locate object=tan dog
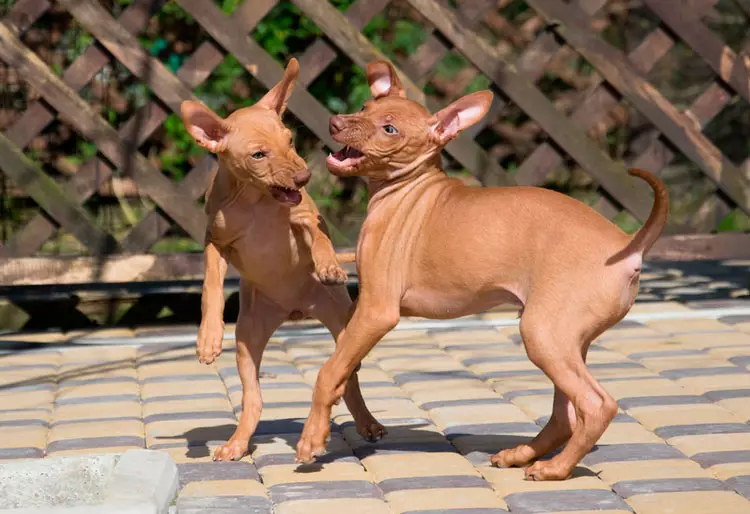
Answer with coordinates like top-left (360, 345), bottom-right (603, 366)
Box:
top-left (295, 61), bottom-right (668, 480)
top-left (181, 58), bottom-right (384, 462)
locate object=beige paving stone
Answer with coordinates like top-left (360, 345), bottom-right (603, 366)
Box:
top-left (377, 357), bottom-right (460, 372)
top-left (137, 361), bottom-right (218, 379)
top-left (0, 391), bottom-right (53, 411)
top-left (51, 445), bottom-right (143, 457)
top-left (430, 329), bottom-right (507, 343)
top-left (468, 361), bottom-right (539, 376)
top-left (77, 328), bottom-right (135, 339)
top-left (625, 491), bottom-right (750, 514)
top-left (60, 346), bottom-right (136, 363)
top-left (628, 404), bottom-right (745, 430)
top-left (161, 447), bottom-right (216, 463)
top-left (141, 380), bottom-right (226, 398)
top-left (597, 338), bottom-right (683, 353)
top-left (0, 352), bottom-right (60, 366)
top-left (260, 388), bottom-right (315, 403)
top-left (636, 355), bottom-right (732, 372)
top-left (715, 398), bottom-right (750, 421)
top-left (430, 404), bottom-right (532, 428)
top-left (259, 462), bottom-right (371, 487)
top-left (0, 331), bottom-right (81, 343)
top-left (56, 382), bottom-right (139, 400)
top-left (669, 433), bottom-right (750, 456)
top-left (510, 394), bottom-right (553, 420)
top-left (409, 387), bottom-right (498, 406)
top-left (258, 407), bottom-right (313, 420)
top-left (142, 398), bottom-right (232, 417)
top-left (53, 401), bottom-right (141, 422)
top-left (628, 301), bottom-right (691, 314)
top-left (0, 426), bottom-right (46, 448)
top-left (381, 330), bottom-right (430, 341)
top-left (646, 318), bottom-right (729, 334)
top-left (49, 419), bottom-right (143, 442)
top-left (709, 462), bottom-right (750, 481)
top-left (676, 331), bottom-right (750, 347)
top-left (0, 408), bottom-right (50, 422)
top-left (602, 378), bottom-right (689, 399)
top-left (675, 374), bottom-right (750, 394)
top-left (491, 377), bottom-right (552, 395)
top-left (399, 378), bottom-right (486, 393)
top-left (180, 479), bottom-right (267, 497)
top-left (597, 423), bottom-right (666, 445)
top-left (385, 487), bottom-right (506, 512)
top-left (146, 418), bottom-right (235, 447)
top-left (58, 368), bottom-right (138, 381)
top-left (275, 498), bottom-right (392, 514)
top-left (362, 452), bottom-right (481, 481)
top-left (481, 466), bottom-right (608, 496)
top-left (592, 459), bottom-right (708, 483)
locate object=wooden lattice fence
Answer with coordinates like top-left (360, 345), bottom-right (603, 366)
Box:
top-left (1, 0), bottom-right (749, 291)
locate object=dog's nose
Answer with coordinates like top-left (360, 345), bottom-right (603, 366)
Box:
top-left (293, 169), bottom-right (311, 188)
top-left (330, 115), bottom-right (346, 135)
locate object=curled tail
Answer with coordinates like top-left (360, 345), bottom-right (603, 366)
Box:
top-left (607, 168), bottom-right (669, 264)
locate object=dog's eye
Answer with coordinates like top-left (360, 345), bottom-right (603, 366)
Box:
top-left (383, 124), bottom-right (398, 135)
top-left (251, 151), bottom-right (265, 159)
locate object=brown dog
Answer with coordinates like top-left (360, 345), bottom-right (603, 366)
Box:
top-left (295, 60), bottom-right (668, 480)
top-left (181, 58), bottom-right (384, 461)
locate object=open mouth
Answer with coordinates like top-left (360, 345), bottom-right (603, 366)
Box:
top-left (326, 146), bottom-right (365, 173)
top-left (269, 185), bottom-right (302, 206)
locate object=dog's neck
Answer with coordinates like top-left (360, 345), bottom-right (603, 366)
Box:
top-left (219, 162), bottom-right (270, 207)
top-left (367, 150), bottom-right (447, 208)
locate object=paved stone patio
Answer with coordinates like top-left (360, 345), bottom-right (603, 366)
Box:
top-left (2, 297), bottom-right (750, 513)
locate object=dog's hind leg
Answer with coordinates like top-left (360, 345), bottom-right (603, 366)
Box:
top-left (213, 281), bottom-right (287, 461)
top-left (511, 306), bottom-right (618, 480)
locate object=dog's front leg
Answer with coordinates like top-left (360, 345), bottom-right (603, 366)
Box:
top-left (295, 215), bottom-right (347, 286)
top-left (197, 241), bottom-right (227, 364)
top-left (296, 300), bottom-right (399, 463)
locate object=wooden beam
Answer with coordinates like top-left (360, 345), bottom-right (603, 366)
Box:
top-left (0, 133), bottom-right (121, 255)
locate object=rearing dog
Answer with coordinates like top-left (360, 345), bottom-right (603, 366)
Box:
top-left (295, 60), bottom-right (668, 480)
top-left (181, 58), bottom-right (384, 461)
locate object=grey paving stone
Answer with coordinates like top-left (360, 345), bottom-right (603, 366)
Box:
top-left (260, 401), bottom-right (312, 409)
top-left (46, 436), bottom-right (145, 453)
top-left (253, 452), bottom-right (357, 469)
top-left (393, 370), bottom-right (478, 385)
top-left (177, 461), bottom-right (260, 489)
top-left (378, 475), bottom-right (491, 494)
top-left (0, 447), bottom-right (43, 459)
top-left (358, 381), bottom-right (401, 388)
top-left (0, 419), bottom-right (49, 428)
top-left (729, 356), bottom-right (750, 368)
top-left (253, 419), bottom-right (309, 435)
top-left (691, 450), bottom-right (750, 468)
top-left (462, 355), bottom-right (529, 366)
top-left (140, 374), bottom-right (220, 384)
top-left (503, 388), bottom-right (553, 399)
top-left (259, 382), bottom-right (312, 390)
top-left (612, 319), bottom-right (645, 328)
top-left (177, 495), bottom-right (273, 514)
top-left (0, 383), bottom-right (56, 392)
top-left (144, 411), bottom-right (236, 424)
top-left (612, 477), bottom-right (727, 498)
top-left (725, 475), bottom-right (750, 499)
top-left (401, 507), bottom-right (508, 514)
top-left (0, 364), bottom-right (57, 372)
top-left (481, 369), bottom-right (545, 379)
top-left (59, 376), bottom-right (138, 386)
top-left (705, 389), bottom-right (750, 401)
top-left (269, 480), bottom-right (383, 502)
top-left (600, 375), bottom-right (671, 383)
top-left (628, 349), bottom-right (707, 361)
top-left (51, 416), bottom-right (141, 427)
top-left (443, 423), bottom-right (540, 439)
top-left (588, 362), bottom-right (645, 370)
top-left (354, 441), bottom-right (457, 458)
top-left (661, 367), bottom-right (749, 379)
top-left (378, 353), bottom-right (451, 362)
top-left (505, 489), bottom-right (632, 513)
top-left (54, 394), bottom-right (140, 405)
top-left (142, 392), bottom-right (228, 404)
top-left (655, 423), bottom-right (750, 439)
top-left (581, 443), bottom-right (685, 466)
top-left (537, 413), bottom-right (635, 426)
top-left (463, 450), bottom-right (494, 466)
top-left (420, 397), bottom-right (509, 410)
top-left (719, 315), bottom-right (750, 325)
top-left (617, 395), bottom-right (711, 409)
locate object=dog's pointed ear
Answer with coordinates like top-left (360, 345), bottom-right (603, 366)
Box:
top-left (181, 101), bottom-right (231, 153)
top-left (367, 60), bottom-right (407, 99)
top-left (430, 91), bottom-right (493, 145)
top-left (258, 57), bottom-right (299, 116)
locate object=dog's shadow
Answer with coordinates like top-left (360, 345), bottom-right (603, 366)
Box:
top-left (157, 420), bottom-right (597, 478)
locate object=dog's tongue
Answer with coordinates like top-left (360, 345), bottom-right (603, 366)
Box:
top-left (271, 187), bottom-right (302, 206)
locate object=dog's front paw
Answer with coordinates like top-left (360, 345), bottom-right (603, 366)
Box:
top-left (197, 321), bottom-right (224, 364)
top-left (213, 438), bottom-right (248, 461)
top-left (316, 262), bottom-right (347, 285)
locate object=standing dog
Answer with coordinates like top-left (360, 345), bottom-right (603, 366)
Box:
top-left (181, 58), bottom-right (384, 461)
top-left (295, 60), bottom-right (668, 480)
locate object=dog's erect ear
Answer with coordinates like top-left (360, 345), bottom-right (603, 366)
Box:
top-left (181, 101), bottom-right (230, 153)
top-left (258, 57), bottom-right (299, 116)
top-left (367, 60), bottom-right (407, 99)
top-left (430, 91), bottom-right (493, 145)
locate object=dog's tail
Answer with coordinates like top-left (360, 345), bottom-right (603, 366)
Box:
top-left (607, 168), bottom-right (668, 264)
top-left (336, 252), bottom-right (356, 264)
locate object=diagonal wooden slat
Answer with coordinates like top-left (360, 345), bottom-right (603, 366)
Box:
top-left (0, 22), bottom-right (206, 242)
top-left (526, 0), bottom-right (750, 216)
top-left (0, 133), bottom-right (120, 254)
top-left (406, 0), bottom-right (654, 220)
top-left (2, 0), bottom-right (50, 32)
top-left (290, 0), bottom-right (515, 187)
top-left (642, 0), bottom-right (750, 104)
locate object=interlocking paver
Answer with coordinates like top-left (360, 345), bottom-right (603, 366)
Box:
top-left (1, 300), bottom-right (750, 512)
